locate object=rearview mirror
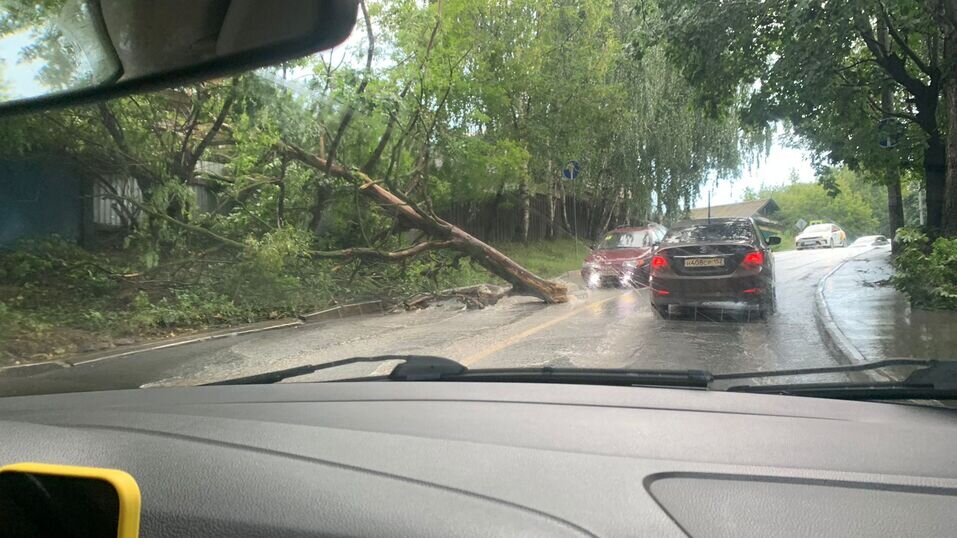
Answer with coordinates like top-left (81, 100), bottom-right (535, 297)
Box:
top-left (0, 0), bottom-right (358, 115)
top-left (767, 236), bottom-right (782, 246)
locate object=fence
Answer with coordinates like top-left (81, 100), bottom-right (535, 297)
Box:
top-left (441, 193), bottom-right (606, 243)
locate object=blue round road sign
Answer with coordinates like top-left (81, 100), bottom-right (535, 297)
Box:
top-left (562, 160), bottom-right (581, 180)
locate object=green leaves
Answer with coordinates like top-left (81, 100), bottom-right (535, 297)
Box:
top-left (892, 228), bottom-right (957, 310)
top-left (754, 167), bottom-right (884, 239)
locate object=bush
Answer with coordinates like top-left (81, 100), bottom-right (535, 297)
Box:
top-left (891, 227), bottom-right (957, 310)
top-left (0, 237), bottom-right (117, 287)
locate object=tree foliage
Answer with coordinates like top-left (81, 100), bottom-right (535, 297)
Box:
top-left (0, 0), bottom-right (772, 350)
top-left (747, 167), bottom-right (885, 239)
top-left (642, 0), bottom-right (957, 234)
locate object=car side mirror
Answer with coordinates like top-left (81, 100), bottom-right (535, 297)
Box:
top-left (0, 0), bottom-right (359, 115)
top-left (767, 236), bottom-right (782, 246)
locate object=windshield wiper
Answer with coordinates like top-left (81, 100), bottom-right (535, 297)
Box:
top-left (723, 360), bottom-right (957, 401)
top-left (205, 354), bottom-right (713, 388)
top-left (204, 355), bottom-right (465, 385)
top-left (206, 355), bottom-right (956, 402)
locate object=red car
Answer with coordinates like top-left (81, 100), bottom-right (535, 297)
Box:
top-left (649, 218), bottom-right (779, 318)
top-left (581, 224), bottom-right (667, 288)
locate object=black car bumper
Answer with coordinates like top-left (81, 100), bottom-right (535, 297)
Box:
top-left (649, 273), bottom-right (769, 306)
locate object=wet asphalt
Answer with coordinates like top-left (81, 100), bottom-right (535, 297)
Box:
top-left (0, 247), bottom-right (869, 397)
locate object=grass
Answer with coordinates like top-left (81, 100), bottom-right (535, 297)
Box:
top-left (497, 238), bottom-right (584, 278)
top-left (0, 238), bottom-right (585, 364)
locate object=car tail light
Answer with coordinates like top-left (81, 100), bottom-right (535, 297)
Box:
top-left (742, 251), bottom-right (764, 267)
top-left (651, 255), bottom-right (668, 271)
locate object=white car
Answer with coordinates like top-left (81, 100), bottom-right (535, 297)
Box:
top-left (795, 223), bottom-right (847, 249)
top-left (851, 235), bottom-right (891, 247)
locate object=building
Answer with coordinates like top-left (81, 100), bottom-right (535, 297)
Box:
top-left (0, 158), bottom-right (92, 248)
top-left (1, 158), bottom-right (220, 248)
top-left (688, 198), bottom-right (781, 231)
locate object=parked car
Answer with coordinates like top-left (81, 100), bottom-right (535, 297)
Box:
top-left (795, 223), bottom-right (846, 249)
top-left (851, 235), bottom-right (890, 247)
top-left (649, 218), bottom-right (779, 318)
top-left (581, 224), bottom-right (667, 288)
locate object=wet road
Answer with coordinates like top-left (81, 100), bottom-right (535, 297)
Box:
top-left (0, 247), bottom-right (865, 396)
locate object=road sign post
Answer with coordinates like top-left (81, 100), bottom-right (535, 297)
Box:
top-left (563, 161), bottom-right (582, 259)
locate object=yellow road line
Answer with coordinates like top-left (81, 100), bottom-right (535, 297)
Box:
top-left (460, 294), bottom-right (621, 367)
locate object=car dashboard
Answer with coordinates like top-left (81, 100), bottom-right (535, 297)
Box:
top-left (1, 382), bottom-right (956, 537)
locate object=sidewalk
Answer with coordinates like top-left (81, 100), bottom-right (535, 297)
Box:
top-left (819, 247), bottom-right (957, 363)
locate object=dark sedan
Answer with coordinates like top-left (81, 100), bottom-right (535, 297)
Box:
top-left (649, 218), bottom-right (779, 318)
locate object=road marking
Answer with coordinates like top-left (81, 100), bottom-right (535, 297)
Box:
top-left (460, 294), bottom-right (621, 367)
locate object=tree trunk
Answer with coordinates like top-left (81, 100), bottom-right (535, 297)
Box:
top-left (547, 180), bottom-right (557, 240)
top-left (519, 177), bottom-right (530, 244)
top-left (546, 160), bottom-right (556, 240)
top-left (309, 181), bottom-right (332, 236)
top-left (486, 183), bottom-right (506, 240)
top-left (600, 195), bottom-right (619, 237)
top-left (285, 145), bottom-right (568, 303)
top-left (924, 135), bottom-right (947, 231)
top-left (358, 181), bottom-right (566, 303)
top-left (559, 180), bottom-right (572, 233)
top-left (887, 171), bottom-right (904, 240)
top-left (942, 0), bottom-right (957, 236)
top-left (944, 78), bottom-right (957, 235)
top-left (878, 67), bottom-right (905, 246)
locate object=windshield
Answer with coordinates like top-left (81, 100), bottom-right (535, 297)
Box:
top-left (598, 231), bottom-right (650, 249)
top-left (1, 0), bottom-right (956, 404)
top-left (662, 222), bottom-right (755, 244)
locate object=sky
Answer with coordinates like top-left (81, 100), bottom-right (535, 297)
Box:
top-left (0, 31), bottom-right (48, 98)
top-left (695, 136), bottom-right (817, 208)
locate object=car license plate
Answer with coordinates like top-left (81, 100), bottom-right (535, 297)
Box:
top-left (684, 257), bottom-right (725, 268)
top-left (600, 268), bottom-right (618, 276)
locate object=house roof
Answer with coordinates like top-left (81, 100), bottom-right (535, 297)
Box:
top-left (688, 198), bottom-right (779, 220)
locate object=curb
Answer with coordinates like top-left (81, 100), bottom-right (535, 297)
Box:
top-left (0, 318), bottom-right (305, 377)
top-left (0, 298), bottom-right (394, 378)
top-left (0, 360), bottom-right (71, 377)
top-left (299, 300), bottom-right (385, 323)
top-left (813, 248), bottom-right (894, 381)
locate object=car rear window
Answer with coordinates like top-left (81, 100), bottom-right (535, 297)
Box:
top-left (598, 231), bottom-right (650, 249)
top-left (662, 221), bottom-right (755, 244)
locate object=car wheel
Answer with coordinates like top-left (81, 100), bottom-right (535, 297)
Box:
top-left (652, 303), bottom-right (669, 318)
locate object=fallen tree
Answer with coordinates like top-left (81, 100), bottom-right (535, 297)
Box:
top-left (283, 143), bottom-right (569, 304)
top-left (94, 147), bottom-right (568, 303)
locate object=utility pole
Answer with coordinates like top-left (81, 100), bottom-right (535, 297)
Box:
top-left (878, 20), bottom-right (904, 250)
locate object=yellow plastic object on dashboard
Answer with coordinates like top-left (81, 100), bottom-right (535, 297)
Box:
top-left (0, 462), bottom-right (141, 538)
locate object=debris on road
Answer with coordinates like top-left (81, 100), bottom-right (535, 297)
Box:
top-left (396, 284), bottom-right (510, 311)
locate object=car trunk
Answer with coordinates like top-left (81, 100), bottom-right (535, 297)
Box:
top-left (659, 243), bottom-right (754, 276)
